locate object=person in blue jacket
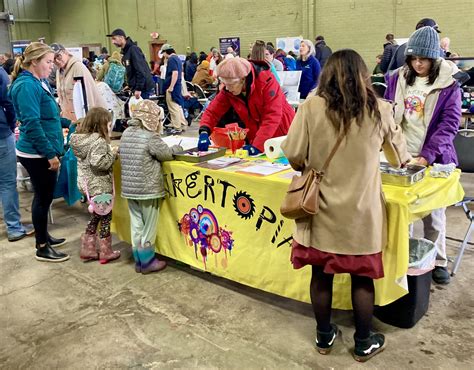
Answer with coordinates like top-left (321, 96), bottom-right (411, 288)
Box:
top-left (9, 42), bottom-right (70, 262)
top-left (296, 39), bottom-right (321, 99)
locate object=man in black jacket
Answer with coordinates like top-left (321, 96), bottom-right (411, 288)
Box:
top-left (107, 29), bottom-right (155, 99)
top-left (314, 36), bottom-right (332, 68)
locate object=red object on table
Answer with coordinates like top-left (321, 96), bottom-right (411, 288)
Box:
top-left (210, 123), bottom-right (248, 151)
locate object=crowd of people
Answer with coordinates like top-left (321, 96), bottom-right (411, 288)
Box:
top-left (0, 16), bottom-right (468, 362)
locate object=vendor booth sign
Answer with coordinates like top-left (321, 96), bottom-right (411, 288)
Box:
top-left (276, 37), bottom-right (302, 54)
top-left (219, 37), bottom-right (240, 56)
top-left (66, 47), bottom-right (83, 60)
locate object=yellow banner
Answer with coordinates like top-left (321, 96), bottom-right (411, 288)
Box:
top-left (112, 161), bottom-right (464, 309)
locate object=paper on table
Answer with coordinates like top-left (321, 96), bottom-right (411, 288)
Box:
top-left (195, 157), bottom-right (242, 170)
top-left (162, 136), bottom-right (196, 151)
top-left (237, 162), bottom-right (291, 176)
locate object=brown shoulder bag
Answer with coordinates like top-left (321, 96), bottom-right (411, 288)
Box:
top-left (280, 134), bottom-right (344, 220)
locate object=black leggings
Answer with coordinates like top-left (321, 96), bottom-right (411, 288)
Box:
top-left (18, 157), bottom-right (57, 245)
top-left (310, 265), bottom-right (375, 339)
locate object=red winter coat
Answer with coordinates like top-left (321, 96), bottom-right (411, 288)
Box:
top-left (199, 61), bottom-right (295, 152)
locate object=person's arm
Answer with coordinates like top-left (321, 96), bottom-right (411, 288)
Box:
top-left (281, 103), bottom-right (309, 172)
top-left (0, 69), bottom-right (16, 131)
top-left (251, 75), bottom-right (285, 152)
top-left (199, 91), bottom-right (232, 135)
top-left (13, 84), bottom-right (57, 159)
top-left (168, 70), bottom-right (178, 92)
top-left (380, 101), bottom-right (411, 167)
top-left (311, 58), bottom-right (321, 87)
top-left (419, 84), bottom-right (461, 165)
top-left (148, 135), bottom-right (183, 161)
top-left (130, 46), bottom-right (148, 95)
top-left (380, 45), bottom-right (394, 74)
top-left (89, 139), bottom-right (116, 171)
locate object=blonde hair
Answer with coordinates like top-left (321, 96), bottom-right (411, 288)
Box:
top-left (76, 107), bottom-right (112, 143)
top-left (11, 42), bottom-right (54, 81)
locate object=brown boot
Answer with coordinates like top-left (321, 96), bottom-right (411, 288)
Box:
top-left (98, 236), bottom-right (121, 264)
top-left (80, 233), bottom-right (98, 261)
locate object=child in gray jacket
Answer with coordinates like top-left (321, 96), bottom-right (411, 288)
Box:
top-left (119, 100), bottom-right (182, 274)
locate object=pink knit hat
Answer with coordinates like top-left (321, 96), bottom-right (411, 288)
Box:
top-left (216, 57), bottom-right (251, 80)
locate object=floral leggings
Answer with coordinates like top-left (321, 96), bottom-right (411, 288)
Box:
top-left (85, 212), bottom-right (112, 239)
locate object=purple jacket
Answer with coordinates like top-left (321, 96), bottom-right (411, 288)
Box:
top-left (385, 71), bottom-right (461, 165)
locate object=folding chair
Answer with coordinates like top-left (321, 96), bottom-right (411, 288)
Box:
top-left (451, 129), bottom-right (474, 276)
top-left (372, 82), bottom-right (387, 98)
top-left (186, 81), bottom-right (195, 93)
top-left (192, 83), bottom-right (210, 122)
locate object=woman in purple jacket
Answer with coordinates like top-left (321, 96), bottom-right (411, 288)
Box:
top-left (385, 26), bottom-right (461, 285)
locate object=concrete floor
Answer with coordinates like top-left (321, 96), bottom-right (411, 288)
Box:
top-left (1, 131), bottom-right (473, 368)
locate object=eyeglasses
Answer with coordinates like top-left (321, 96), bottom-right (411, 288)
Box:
top-left (255, 40), bottom-right (266, 46)
top-left (54, 52), bottom-right (63, 61)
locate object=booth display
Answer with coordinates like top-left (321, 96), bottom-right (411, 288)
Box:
top-left (111, 153), bottom-right (464, 311)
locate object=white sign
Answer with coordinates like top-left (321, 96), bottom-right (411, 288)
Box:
top-left (276, 37), bottom-right (302, 54)
top-left (66, 47), bottom-right (83, 60)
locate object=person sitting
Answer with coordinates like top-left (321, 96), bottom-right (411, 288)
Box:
top-left (192, 60), bottom-right (216, 88)
top-left (197, 57), bottom-right (295, 155)
top-left (184, 52), bottom-right (198, 82)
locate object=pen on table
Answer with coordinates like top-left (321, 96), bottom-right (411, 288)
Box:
top-left (178, 139), bottom-right (182, 146)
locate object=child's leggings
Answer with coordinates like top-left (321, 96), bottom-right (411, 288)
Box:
top-left (86, 212), bottom-right (112, 239)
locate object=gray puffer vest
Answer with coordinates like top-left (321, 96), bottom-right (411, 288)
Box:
top-left (119, 119), bottom-right (182, 199)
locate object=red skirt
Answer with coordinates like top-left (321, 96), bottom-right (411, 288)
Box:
top-left (291, 240), bottom-right (384, 279)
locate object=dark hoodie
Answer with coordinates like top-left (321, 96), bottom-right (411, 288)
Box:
top-left (121, 37), bottom-right (155, 93)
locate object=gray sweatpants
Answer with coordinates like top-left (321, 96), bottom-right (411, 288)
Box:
top-left (128, 198), bottom-right (162, 249)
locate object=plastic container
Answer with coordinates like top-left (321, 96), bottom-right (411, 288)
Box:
top-left (210, 123), bottom-right (248, 151)
top-left (374, 271), bottom-right (432, 328)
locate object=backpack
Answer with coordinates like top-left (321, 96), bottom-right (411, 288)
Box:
top-left (104, 62), bottom-right (125, 93)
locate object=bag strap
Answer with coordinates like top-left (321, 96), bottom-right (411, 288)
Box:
top-left (321, 133), bottom-right (345, 173)
top-left (83, 176), bottom-right (115, 201)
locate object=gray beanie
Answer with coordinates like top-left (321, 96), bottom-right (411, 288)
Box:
top-left (405, 26), bottom-right (440, 59)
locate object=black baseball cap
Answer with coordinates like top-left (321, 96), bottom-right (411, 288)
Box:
top-left (106, 29), bottom-right (126, 37)
top-left (416, 18), bottom-right (441, 33)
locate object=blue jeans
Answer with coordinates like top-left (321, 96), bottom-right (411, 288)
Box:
top-left (0, 133), bottom-right (24, 236)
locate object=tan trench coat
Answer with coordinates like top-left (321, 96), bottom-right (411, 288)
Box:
top-left (281, 96), bottom-right (411, 255)
top-left (56, 57), bottom-right (106, 121)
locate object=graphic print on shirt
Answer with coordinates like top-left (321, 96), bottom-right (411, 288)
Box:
top-left (404, 89), bottom-right (426, 119)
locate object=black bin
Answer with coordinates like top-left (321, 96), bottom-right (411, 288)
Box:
top-left (374, 271), bottom-right (432, 328)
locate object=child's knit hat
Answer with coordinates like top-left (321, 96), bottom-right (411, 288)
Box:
top-left (405, 26), bottom-right (440, 60)
top-left (133, 100), bottom-right (164, 132)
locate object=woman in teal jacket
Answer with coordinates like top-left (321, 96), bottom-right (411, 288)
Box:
top-left (9, 42), bottom-right (70, 262)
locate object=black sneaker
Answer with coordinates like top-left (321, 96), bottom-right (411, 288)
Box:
top-left (36, 243), bottom-right (70, 262)
top-left (353, 332), bottom-right (386, 362)
top-left (432, 266), bottom-right (450, 284)
top-left (48, 235), bottom-right (67, 248)
top-left (315, 324), bottom-right (339, 354)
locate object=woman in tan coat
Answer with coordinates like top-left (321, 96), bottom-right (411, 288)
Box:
top-left (282, 49), bottom-right (411, 362)
top-left (52, 43), bottom-right (106, 121)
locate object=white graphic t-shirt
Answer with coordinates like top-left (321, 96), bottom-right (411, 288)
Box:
top-left (402, 76), bottom-right (431, 156)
